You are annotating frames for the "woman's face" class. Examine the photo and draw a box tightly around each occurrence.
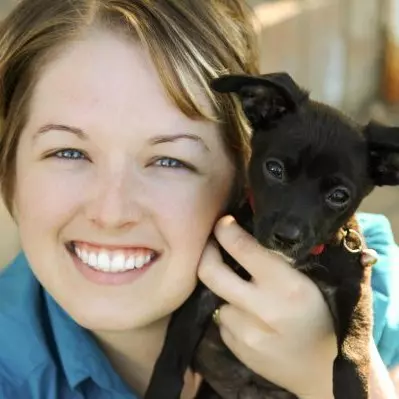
[14,29,234,331]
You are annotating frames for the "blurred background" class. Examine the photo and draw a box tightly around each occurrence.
[0,0,398,267]
[246,0,399,236]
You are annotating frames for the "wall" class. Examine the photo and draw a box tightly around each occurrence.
[249,0,382,112]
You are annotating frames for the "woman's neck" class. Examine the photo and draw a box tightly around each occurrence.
[92,316,170,396]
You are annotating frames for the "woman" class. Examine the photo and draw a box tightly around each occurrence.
[0,0,397,398]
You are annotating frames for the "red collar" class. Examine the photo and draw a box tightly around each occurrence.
[248,190,255,211]
[310,244,325,255]
[247,190,326,256]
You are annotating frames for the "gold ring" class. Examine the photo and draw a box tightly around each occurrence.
[341,228,364,254]
[212,308,221,326]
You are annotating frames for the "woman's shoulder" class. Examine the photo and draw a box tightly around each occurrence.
[0,252,43,320]
[357,212,397,298]
[358,212,397,297]
[0,253,55,395]
[357,212,396,252]
[0,254,137,398]
[357,212,399,369]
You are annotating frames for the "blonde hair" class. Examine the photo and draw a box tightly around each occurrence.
[0,0,259,214]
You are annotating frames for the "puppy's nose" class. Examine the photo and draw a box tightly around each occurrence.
[273,225,302,246]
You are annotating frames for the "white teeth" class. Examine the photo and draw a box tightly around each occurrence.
[97,252,111,271]
[136,255,152,269]
[88,253,97,267]
[135,257,145,269]
[111,254,125,272]
[73,244,154,273]
[81,250,89,264]
[126,256,135,269]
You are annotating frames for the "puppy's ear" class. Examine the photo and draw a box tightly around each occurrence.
[364,121,399,186]
[211,72,308,127]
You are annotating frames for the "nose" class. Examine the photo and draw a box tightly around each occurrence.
[85,168,144,230]
[273,225,302,246]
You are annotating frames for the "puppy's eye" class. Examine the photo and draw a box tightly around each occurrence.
[264,159,285,181]
[326,187,351,209]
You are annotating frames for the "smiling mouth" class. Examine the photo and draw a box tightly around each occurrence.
[66,241,159,273]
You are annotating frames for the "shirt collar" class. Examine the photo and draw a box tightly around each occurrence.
[1,252,137,397]
[44,290,134,396]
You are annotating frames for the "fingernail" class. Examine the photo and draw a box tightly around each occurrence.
[363,256,378,266]
[362,248,379,265]
[362,248,378,258]
[218,215,235,227]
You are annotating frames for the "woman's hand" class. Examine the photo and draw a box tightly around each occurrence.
[198,215,338,399]
[369,339,398,398]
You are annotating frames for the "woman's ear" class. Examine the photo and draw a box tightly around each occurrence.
[364,121,399,186]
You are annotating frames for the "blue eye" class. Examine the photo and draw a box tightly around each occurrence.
[53,149,86,160]
[154,157,190,170]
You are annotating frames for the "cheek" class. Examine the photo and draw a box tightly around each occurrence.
[14,157,88,233]
[147,174,233,252]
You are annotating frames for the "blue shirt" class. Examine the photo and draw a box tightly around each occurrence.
[0,253,137,399]
[0,213,398,399]
[357,213,399,368]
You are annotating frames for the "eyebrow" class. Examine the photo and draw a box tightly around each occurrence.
[34,124,210,151]
[34,124,87,140]
[149,133,210,152]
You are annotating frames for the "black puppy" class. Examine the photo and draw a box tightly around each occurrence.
[145,73,399,399]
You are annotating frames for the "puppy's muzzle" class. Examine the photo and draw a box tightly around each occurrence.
[272,224,303,249]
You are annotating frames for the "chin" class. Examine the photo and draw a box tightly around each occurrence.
[78,297,179,333]
[73,309,153,332]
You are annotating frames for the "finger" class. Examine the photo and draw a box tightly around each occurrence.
[361,248,379,266]
[214,215,298,284]
[217,304,276,336]
[218,307,279,368]
[183,369,203,398]
[198,241,258,311]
